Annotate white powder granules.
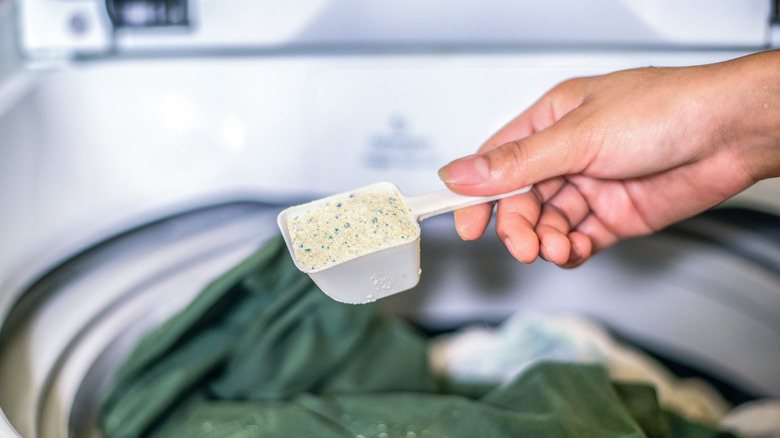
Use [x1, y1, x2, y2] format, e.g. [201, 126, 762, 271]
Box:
[287, 190, 418, 272]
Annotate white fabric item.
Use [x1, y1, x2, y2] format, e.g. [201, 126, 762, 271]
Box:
[719, 399, 780, 438]
[429, 312, 732, 425]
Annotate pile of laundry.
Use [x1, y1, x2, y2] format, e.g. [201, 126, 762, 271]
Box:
[100, 236, 779, 438]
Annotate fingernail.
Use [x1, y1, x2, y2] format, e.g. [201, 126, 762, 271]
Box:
[503, 237, 515, 257]
[438, 155, 489, 186]
[570, 244, 582, 262]
[456, 223, 470, 241]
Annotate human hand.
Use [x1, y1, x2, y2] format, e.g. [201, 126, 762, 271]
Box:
[438, 50, 780, 267]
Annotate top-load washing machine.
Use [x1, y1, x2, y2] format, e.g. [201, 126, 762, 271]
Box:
[0, 0, 779, 436]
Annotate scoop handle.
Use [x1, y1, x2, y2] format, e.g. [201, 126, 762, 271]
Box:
[406, 185, 532, 222]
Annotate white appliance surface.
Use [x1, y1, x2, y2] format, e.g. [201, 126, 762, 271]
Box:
[17, 0, 773, 59]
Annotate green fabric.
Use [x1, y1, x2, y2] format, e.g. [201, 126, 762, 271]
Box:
[99, 235, 737, 438]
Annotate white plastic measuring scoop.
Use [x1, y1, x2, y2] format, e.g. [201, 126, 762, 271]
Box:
[277, 181, 531, 304]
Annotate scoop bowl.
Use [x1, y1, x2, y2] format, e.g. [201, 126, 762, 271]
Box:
[277, 181, 530, 304]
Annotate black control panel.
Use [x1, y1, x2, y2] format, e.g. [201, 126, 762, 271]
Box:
[774, 0, 780, 23]
[106, 0, 188, 28]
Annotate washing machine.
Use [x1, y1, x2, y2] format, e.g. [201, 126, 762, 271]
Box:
[0, 0, 779, 436]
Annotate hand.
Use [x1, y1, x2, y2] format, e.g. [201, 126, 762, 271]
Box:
[438, 50, 780, 268]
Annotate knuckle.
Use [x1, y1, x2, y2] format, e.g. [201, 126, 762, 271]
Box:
[487, 140, 529, 177]
[553, 77, 588, 95]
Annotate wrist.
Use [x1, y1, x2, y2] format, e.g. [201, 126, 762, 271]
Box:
[718, 50, 780, 181]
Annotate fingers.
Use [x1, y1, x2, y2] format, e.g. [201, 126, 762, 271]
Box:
[443, 77, 601, 266]
[454, 175, 613, 267]
[537, 221, 594, 267]
[453, 203, 494, 241]
[493, 177, 613, 267]
[494, 189, 544, 264]
[493, 177, 583, 266]
[454, 172, 632, 267]
[533, 181, 593, 266]
[560, 232, 592, 269]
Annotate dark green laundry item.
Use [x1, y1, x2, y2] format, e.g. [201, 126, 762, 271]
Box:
[148, 365, 732, 438]
[99, 235, 737, 438]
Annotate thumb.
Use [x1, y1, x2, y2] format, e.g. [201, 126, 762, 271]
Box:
[438, 120, 587, 196]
